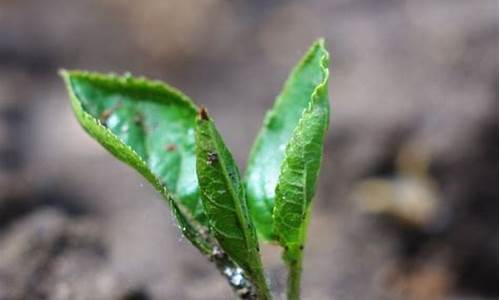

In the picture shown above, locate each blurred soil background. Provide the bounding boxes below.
[0,0,498,299]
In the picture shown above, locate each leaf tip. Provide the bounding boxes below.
[58,69,73,85]
[199,107,209,121]
[58,68,68,78]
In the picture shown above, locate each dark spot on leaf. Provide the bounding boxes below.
[133,113,144,125]
[199,107,209,120]
[165,144,177,152]
[299,245,304,251]
[99,109,112,124]
[207,152,218,165]
[228,171,237,183]
[99,101,123,125]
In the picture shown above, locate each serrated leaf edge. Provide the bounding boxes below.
[271,39,330,244]
[246,38,330,242]
[60,70,214,254]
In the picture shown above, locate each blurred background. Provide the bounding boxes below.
[0,0,498,299]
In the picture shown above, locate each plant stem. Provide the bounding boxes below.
[210,246,272,300]
[285,247,303,300]
[284,208,311,300]
[210,247,258,299]
[251,257,273,300]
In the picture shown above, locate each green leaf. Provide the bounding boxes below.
[195,109,270,298]
[272,41,329,300]
[60,70,212,254]
[245,39,330,241]
[272,81,329,249]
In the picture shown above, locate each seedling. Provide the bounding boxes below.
[61,39,330,300]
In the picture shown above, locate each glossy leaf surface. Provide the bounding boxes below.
[61,71,211,253]
[245,39,330,241]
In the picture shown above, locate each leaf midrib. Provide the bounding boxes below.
[208,122,255,261]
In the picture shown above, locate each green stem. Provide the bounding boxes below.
[251,255,273,300]
[284,208,311,300]
[285,246,303,300]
